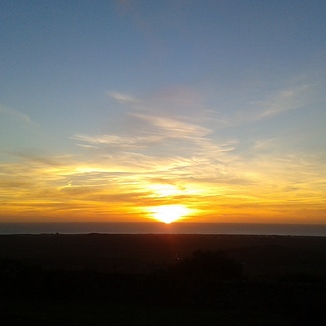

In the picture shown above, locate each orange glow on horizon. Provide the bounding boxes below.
[0,158,326,225]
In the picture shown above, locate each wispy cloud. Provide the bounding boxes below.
[1,146,325,223]
[73,133,162,149]
[213,83,316,128]
[75,88,216,159]
[2,85,325,223]
[0,106,38,127]
[258,85,312,119]
[108,91,140,105]
[8,151,63,167]
[132,113,211,139]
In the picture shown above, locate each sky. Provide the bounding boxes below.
[1,0,326,225]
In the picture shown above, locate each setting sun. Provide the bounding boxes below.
[148,205,193,224]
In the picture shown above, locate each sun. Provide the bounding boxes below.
[149,204,192,224]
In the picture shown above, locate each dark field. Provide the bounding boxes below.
[1,234,326,325]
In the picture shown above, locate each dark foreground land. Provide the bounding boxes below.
[1,234,326,325]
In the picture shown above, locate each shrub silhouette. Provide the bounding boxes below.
[173,250,242,279]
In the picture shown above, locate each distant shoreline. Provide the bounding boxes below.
[1,222,326,236]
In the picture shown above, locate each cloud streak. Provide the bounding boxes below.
[109,91,140,105]
[1,83,325,224]
[0,106,38,127]
[132,113,211,139]
[257,85,313,119]
[1,144,325,223]
[73,134,162,149]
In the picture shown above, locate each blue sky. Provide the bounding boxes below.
[1,0,326,224]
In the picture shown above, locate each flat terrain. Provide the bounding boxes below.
[1,233,326,275]
[1,234,326,325]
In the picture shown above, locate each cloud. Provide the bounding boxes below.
[0,106,38,127]
[72,89,243,194]
[252,138,276,151]
[1,146,326,223]
[73,134,163,149]
[132,113,212,139]
[108,91,140,105]
[74,88,217,159]
[8,151,63,167]
[258,85,312,118]
[212,83,316,128]
[3,85,324,223]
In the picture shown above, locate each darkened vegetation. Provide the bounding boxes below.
[1,234,326,325]
[170,249,243,279]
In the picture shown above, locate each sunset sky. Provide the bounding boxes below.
[1,1,326,225]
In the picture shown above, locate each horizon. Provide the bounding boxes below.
[1,1,326,226]
[1,221,326,237]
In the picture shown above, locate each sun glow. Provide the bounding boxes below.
[149,184,181,197]
[149,204,193,224]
